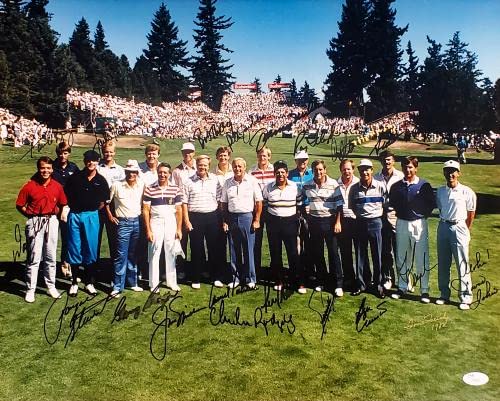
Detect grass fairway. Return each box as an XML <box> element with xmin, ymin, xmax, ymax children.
<box><xmin>0</xmin><ymin>135</ymin><xmax>499</xmax><ymax>401</ymax></box>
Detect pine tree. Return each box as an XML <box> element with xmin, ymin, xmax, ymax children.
<box><xmin>251</xmin><ymin>77</ymin><xmax>262</xmax><ymax>93</ymax></box>
<box><xmin>131</xmin><ymin>55</ymin><xmax>161</xmax><ymax>104</ymax></box>
<box><xmin>402</xmin><ymin>41</ymin><xmax>420</xmax><ymax>111</ymax></box>
<box><xmin>494</xmin><ymin>78</ymin><xmax>500</xmax><ymax>125</ymax></box>
<box><xmin>323</xmin><ymin>0</ymin><xmax>370</xmax><ymax>116</ymax></box>
<box><xmin>191</xmin><ymin>0</ymin><xmax>234</xmax><ymax>111</ymax></box>
<box><xmin>274</xmin><ymin>74</ymin><xmax>282</xmax><ymax>83</ymax></box>
<box><xmin>289</xmin><ymin>78</ymin><xmax>298</xmax><ymax>104</ymax></box>
<box><xmin>69</xmin><ymin>17</ymin><xmax>95</xmax><ymax>89</ymax></box>
<box><xmin>94</xmin><ymin>21</ymin><xmax>108</xmax><ymax>53</ymax></box>
<box><xmin>0</xmin><ymin>0</ymin><xmax>38</xmax><ymax>116</ymax></box>
<box><xmin>143</xmin><ymin>2</ymin><xmax>190</xmax><ymax>102</ymax></box>
<box><xmin>365</xmin><ymin>0</ymin><xmax>408</xmax><ymax>117</ymax></box>
<box><xmin>299</xmin><ymin>81</ymin><xmax>319</xmax><ymax>110</ymax></box>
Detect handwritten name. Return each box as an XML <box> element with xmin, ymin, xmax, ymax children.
<box><xmin>355</xmin><ymin>297</ymin><xmax>388</xmax><ymax>333</ymax></box>
<box><xmin>469</xmin><ymin>276</ymin><xmax>498</xmax><ymax>310</ymax></box>
<box><xmin>404</xmin><ymin>312</ymin><xmax>449</xmax><ymax>330</ymax></box>
<box><xmin>307</xmin><ymin>289</ymin><xmax>335</xmax><ymax>340</ymax></box>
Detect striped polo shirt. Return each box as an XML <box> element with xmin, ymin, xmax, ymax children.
<box><xmin>349</xmin><ymin>179</ymin><xmax>386</xmax><ymax>219</ymax></box>
<box><xmin>302</xmin><ymin>176</ymin><xmax>344</xmax><ymax>218</ymax></box>
<box><xmin>249</xmin><ymin>164</ymin><xmax>275</xmax><ymax>192</ymax></box>
<box><xmin>262</xmin><ymin>180</ymin><xmax>301</xmax><ymax>217</ymax></box>
<box><xmin>143</xmin><ymin>183</ymin><xmax>182</xmax><ymax>219</ymax></box>
<box><xmin>183</xmin><ymin>172</ymin><xmax>221</xmax><ymax>213</ymax></box>
<box><xmin>337</xmin><ymin>175</ymin><xmax>360</xmax><ymax>219</ymax></box>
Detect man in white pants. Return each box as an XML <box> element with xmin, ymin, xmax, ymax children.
<box><xmin>143</xmin><ymin>163</ymin><xmax>183</xmax><ymax>292</ymax></box>
<box><xmin>435</xmin><ymin>160</ymin><xmax>476</xmax><ymax>310</ymax></box>
<box><xmin>16</xmin><ymin>157</ymin><xmax>67</xmax><ymax>302</ymax></box>
<box><xmin>389</xmin><ymin>156</ymin><xmax>435</xmax><ymax>303</ymax></box>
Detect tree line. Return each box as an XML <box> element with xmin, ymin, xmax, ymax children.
<box><xmin>323</xmin><ymin>0</ymin><xmax>498</xmax><ymax>133</ymax></box>
<box><xmin>0</xmin><ymin>0</ymin><xmax>498</xmax><ymax>133</ymax></box>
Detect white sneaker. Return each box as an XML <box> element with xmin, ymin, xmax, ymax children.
<box><xmin>247</xmin><ymin>282</ymin><xmax>256</xmax><ymax>289</ymax></box>
<box><xmin>335</xmin><ymin>288</ymin><xmax>344</xmax><ymax>297</ymax></box>
<box><xmin>420</xmin><ymin>293</ymin><xmax>431</xmax><ymax>304</ymax></box>
<box><xmin>228</xmin><ymin>281</ymin><xmax>239</xmax><ymax>289</ymax></box>
<box><xmin>213</xmin><ymin>280</ymin><xmax>224</xmax><ymax>288</ymax></box>
<box><xmin>47</xmin><ymin>287</ymin><xmax>61</xmax><ymax>299</ymax></box>
<box><xmin>169</xmin><ymin>284</ymin><xmax>181</xmax><ymax>292</ymax></box>
<box><xmin>314</xmin><ymin>286</ymin><xmax>323</xmax><ymax>292</ymax></box>
<box><xmin>129</xmin><ymin>286</ymin><xmax>144</xmax><ymax>292</ymax></box>
<box><xmin>273</xmin><ymin>284</ymin><xmax>283</xmax><ymax>291</ymax></box>
<box><xmin>110</xmin><ymin>290</ymin><xmax>121</xmax><ymax>298</ymax></box>
<box><xmin>25</xmin><ymin>290</ymin><xmax>35</xmax><ymax>303</ymax></box>
<box><xmin>459</xmin><ymin>303</ymin><xmax>470</xmax><ymax>311</ymax></box>
<box><xmin>191</xmin><ymin>283</ymin><xmax>201</xmax><ymax>290</ymax></box>
<box><xmin>435</xmin><ymin>298</ymin><xmax>447</xmax><ymax>305</ymax></box>
<box><xmin>85</xmin><ymin>284</ymin><xmax>97</xmax><ymax>295</ymax></box>
<box><xmin>69</xmin><ymin>284</ymin><xmax>78</xmax><ymax>296</ymax></box>
<box><xmin>297</xmin><ymin>286</ymin><xmax>307</xmax><ymax>294</ymax></box>
<box><xmin>383</xmin><ymin>279</ymin><xmax>392</xmax><ymax>290</ymax></box>
<box><xmin>150</xmin><ymin>287</ymin><xmax>160</xmax><ymax>294</ymax></box>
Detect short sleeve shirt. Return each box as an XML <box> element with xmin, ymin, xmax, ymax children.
<box><xmin>109</xmin><ymin>179</ymin><xmax>145</xmax><ymax>218</ymax></box>
<box><xmin>262</xmin><ymin>180</ymin><xmax>300</xmax><ymax>217</ymax></box>
<box><xmin>143</xmin><ymin>183</ymin><xmax>182</xmax><ymax>219</ymax></box>
<box><xmin>349</xmin><ymin>179</ymin><xmax>386</xmax><ymax>219</ymax></box>
<box><xmin>16</xmin><ymin>177</ymin><xmax>67</xmax><ymax>216</ymax></box>
<box><xmin>436</xmin><ymin>183</ymin><xmax>476</xmax><ymax>222</ymax></box>
<box><xmin>221</xmin><ymin>174</ymin><xmax>263</xmax><ymax>213</ymax></box>
<box><xmin>64</xmin><ymin>170</ymin><xmax>110</xmax><ymax>212</ymax></box>
<box><xmin>183</xmin><ymin>173</ymin><xmax>221</xmax><ymax>213</ymax></box>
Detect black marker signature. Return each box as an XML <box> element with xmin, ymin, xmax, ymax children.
<box><xmin>12</xmin><ymin>224</ymin><xmax>27</xmax><ymax>263</ymax></box>
<box><xmin>44</xmin><ymin>291</ymin><xmax>114</xmax><ymax>347</ymax></box>
<box><xmin>469</xmin><ymin>276</ymin><xmax>498</xmax><ymax>310</ymax></box>
<box><xmin>307</xmin><ymin>289</ymin><xmax>335</xmax><ymax>340</ymax></box>
<box><xmin>260</xmin><ymin>284</ymin><xmax>294</xmax><ymax>313</ymax></box>
<box><xmin>355</xmin><ymin>297</ymin><xmax>388</xmax><ymax>333</ymax></box>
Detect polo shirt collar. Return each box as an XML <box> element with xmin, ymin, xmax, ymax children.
<box><xmin>403</xmin><ymin>176</ymin><xmax>420</xmax><ymax>185</ymax></box>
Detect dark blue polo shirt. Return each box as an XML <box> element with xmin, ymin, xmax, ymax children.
<box><xmin>52</xmin><ymin>159</ymin><xmax>80</xmax><ymax>187</ymax></box>
<box><xmin>64</xmin><ymin>169</ymin><xmax>110</xmax><ymax>212</ymax></box>
<box><xmin>389</xmin><ymin>177</ymin><xmax>435</xmax><ymax>221</ymax></box>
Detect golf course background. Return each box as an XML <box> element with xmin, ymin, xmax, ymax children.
<box><xmin>0</xmin><ymin>134</ymin><xmax>498</xmax><ymax>401</ymax></box>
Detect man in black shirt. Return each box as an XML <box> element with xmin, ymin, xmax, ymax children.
<box><xmin>65</xmin><ymin>150</ymin><xmax>110</xmax><ymax>296</ymax></box>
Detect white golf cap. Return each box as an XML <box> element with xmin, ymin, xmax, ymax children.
<box><xmin>443</xmin><ymin>160</ymin><xmax>460</xmax><ymax>171</ymax></box>
<box><xmin>181</xmin><ymin>142</ymin><xmax>195</xmax><ymax>152</ymax></box>
<box><xmin>358</xmin><ymin>158</ymin><xmax>373</xmax><ymax>168</ymax></box>
<box><xmin>124</xmin><ymin>159</ymin><xmax>140</xmax><ymax>172</ymax></box>
<box><xmin>294</xmin><ymin>150</ymin><xmax>309</xmax><ymax>159</ymax></box>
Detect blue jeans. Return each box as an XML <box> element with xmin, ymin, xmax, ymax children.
<box><xmin>113</xmin><ymin>217</ymin><xmax>140</xmax><ymax>292</ymax></box>
<box><xmin>228</xmin><ymin>212</ymin><xmax>256</xmax><ymax>285</ymax></box>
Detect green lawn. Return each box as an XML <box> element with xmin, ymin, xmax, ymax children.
<box><xmin>0</xmin><ymin>135</ymin><xmax>499</xmax><ymax>401</ymax></box>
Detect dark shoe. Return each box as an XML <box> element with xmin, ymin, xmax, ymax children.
<box><xmin>351</xmin><ymin>289</ymin><xmax>362</xmax><ymax>296</ymax></box>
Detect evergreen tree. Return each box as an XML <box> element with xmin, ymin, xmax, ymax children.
<box><xmin>69</xmin><ymin>17</ymin><xmax>95</xmax><ymax>88</ymax></box>
<box><xmin>323</xmin><ymin>0</ymin><xmax>370</xmax><ymax>116</ymax></box>
<box><xmin>24</xmin><ymin>0</ymin><xmax>70</xmax><ymax>124</ymax></box>
<box><xmin>299</xmin><ymin>81</ymin><xmax>319</xmax><ymax>110</ymax></box>
<box><xmin>0</xmin><ymin>50</ymin><xmax>10</xmax><ymax>106</ymax></box>
<box><xmin>494</xmin><ymin>78</ymin><xmax>500</xmax><ymax>125</ymax></box>
<box><xmin>143</xmin><ymin>2</ymin><xmax>190</xmax><ymax>102</ymax></box>
<box><xmin>131</xmin><ymin>55</ymin><xmax>161</xmax><ymax>104</ymax></box>
<box><xmin>191</xmin><ymin>0</ymin><xmax>234</xmax><ymax>110</ymax></box>
<box><xmin>251</xmin><ymin>77</ymin><xmax>262</xmax><ymax>93</ymax></box>
<box><xmin>365</xmin><ymin>0</ymin><xmax>408</xmax><ymax>118</ymax></box>
<box><xmin>289</xmin><ymin>78</ymin><xmax>298</xmax><ymax>103</ymax></box>
<box><xmin>0</xmin><ymin>0</ymin><xmax>38</xmax><ymax>116</ymax></box>
<box><xmin>94</xmin><ymin>20</ymin><xmax>108</xmax><ymax>53</ymax></box>
<box><xmin>274</xmin><ymin>74</ymin><xmax>282</xmax><ymax>83</ymax></box>
<box><xmin>402</xmin><ymin>41</ymin><xmax>420</xmax><ymax>110</ymax></box>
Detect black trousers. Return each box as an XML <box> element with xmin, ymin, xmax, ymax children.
<box><xmin>188</xmin><ymin>211</ymin><xmax>222</xmax><ymax>283</ymax></box>
<box><xmin>266</xmin><ymin>213</ymin><xmax>301</xmax><ymax>286</ymax></box>
<box><xmin>337</xmin><ymin>216</ymin><xmax>357</xmax><ymax>288</ymax></box>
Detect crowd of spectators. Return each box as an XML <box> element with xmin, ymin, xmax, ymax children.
<box><xmin>0</xmin><ymin>108</ymin><xmax>53</xmax><ymax>147</ymax></box>
<box><xmin>66</xmin><ymin>89</ymin><xmax>307</xmax><ymax>139</ymax></box>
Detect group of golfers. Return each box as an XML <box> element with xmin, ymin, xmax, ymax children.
<box><xmin>15</xmin><ymin>141</ymin><xmax>476</xmax><ymax>310</ymax></box>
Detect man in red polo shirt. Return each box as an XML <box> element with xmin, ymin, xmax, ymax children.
<box><xmin>16</xmin><ymin>156</ymin><xmax>67</xmax><ymax>303</ymax></box>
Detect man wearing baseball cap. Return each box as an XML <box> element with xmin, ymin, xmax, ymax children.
<box><xmin>348</xmin><ymin>158</ymin><xmax>387</xmax><ymax>298</ymax></box>
<box><xmin>64</xmin><ymin>150</ymin><xmax>110</xmax><ymax>296</ymax></box>
<box><xmin>107</xmin><ymin>160</ymin><xmax>145</xmax><ymax>296</ymax></box>
<box><xmin>435</xmin><ymin>160</ymin><xmax>476</xmax><ymax>310</ymax></box>
<box><xmin>289</xmin><ymin>149</ymin><xmax>314</xmax><ymax>287</ymax></box>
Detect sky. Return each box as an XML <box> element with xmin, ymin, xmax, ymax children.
<box><xmin>46</xmin><ymin>0</ymin><xmax>500</xmax><ymax>97</ymax></box>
